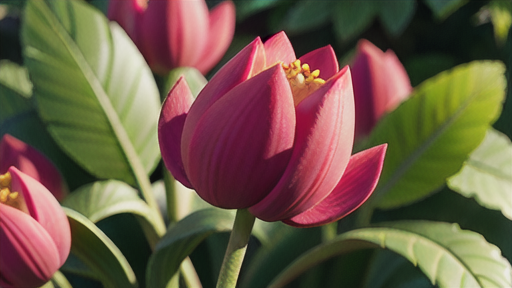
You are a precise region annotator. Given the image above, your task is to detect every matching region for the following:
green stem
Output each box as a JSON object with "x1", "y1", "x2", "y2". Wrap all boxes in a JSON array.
[
  {"x1": 163, "y1": 168, "x2": 178, "y2": 223},
  {"x1": 354, "y1": 200, "x2": 375, "y2": 228},
  {"x1": 321, "y1": 222, "x2": 338, "y2": 242},
  {"x1": 216, "y1": 209, "x2": 256, "y2": 288}
]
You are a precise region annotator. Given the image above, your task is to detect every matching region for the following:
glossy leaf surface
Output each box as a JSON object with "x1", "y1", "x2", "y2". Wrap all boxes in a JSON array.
[
  {"x1": 22, "y1": 0, "x2": 160, "y2": 185},
  {"x1": 368, "y1": 61, "x2": 506, "y2": 209},
  {"x1": 269, "y1": 221, "x2": 512, "y2": 288}
]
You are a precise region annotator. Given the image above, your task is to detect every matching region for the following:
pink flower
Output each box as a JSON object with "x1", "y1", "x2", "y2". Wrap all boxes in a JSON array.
[
  {"x1": 0, "y1": 134, "x2": 68, "y2": 201},
  {"x1": 0, "y1": 167, "x2": 71, "y2": 288},
  {"x1": 351, "y1": 39, "x2": 413, "y2": 138},
  {"x1": 108, "y1": 0, "x2": 236, "y2": 75},
  {"x1": 158, "y1": 32, "x2": 387, "y2": 227}
]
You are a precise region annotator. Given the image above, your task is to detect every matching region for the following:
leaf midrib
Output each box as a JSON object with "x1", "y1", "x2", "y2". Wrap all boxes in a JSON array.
[
  {"x1": 373, "y1": 66, "x2": 500, "y2": 204},
  {"x1": 32, "y1": 0, "x2": 148, "y2": 190}
]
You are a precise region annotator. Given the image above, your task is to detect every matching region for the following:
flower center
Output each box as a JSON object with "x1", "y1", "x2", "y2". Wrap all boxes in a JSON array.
[
  {"x1": 282, "y1": 60, "x2": 326, "y2": 105},
  {"x1": 0, "y1": 172, "x2": 22, "y2": 210}
]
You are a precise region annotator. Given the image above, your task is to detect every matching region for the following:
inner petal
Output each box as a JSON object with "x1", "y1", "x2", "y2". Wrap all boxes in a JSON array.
[{"x1": 282, "y1": 59, "x2": 326, "y2": 105}]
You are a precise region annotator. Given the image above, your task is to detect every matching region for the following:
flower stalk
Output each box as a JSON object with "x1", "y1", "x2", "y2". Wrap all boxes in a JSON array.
[{"x1": 216, "y1": 209, "x2": 256, "y2": 288}]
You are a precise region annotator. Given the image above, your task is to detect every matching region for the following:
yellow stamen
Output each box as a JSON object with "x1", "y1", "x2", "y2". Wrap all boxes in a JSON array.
[
  {"x1": 282, "y1": 60, "x2": 326, "y2": 105},
  {"x1": 0, "y1": 172, "x2": 23, "y2": 210}
]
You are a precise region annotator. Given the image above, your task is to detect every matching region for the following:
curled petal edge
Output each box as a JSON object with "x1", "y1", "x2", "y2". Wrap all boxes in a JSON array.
[
  {"x1": 283, "y1": 144, "x2": 387, "y2": 228},
  {"x1": 159, "y1": 77, "x2": 195, "y2": 189}
]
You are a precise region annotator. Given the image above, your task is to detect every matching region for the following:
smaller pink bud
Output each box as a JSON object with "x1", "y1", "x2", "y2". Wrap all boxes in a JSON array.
[
  {"x1": 351, "y1": 39, "x2": 413, "y2": 138},
  {"x1": 0, "y1": 167, "x2": 71, "y2": 288},
  {"x1": 0, "y1": 134, "x2": 68, "y2": 201}
]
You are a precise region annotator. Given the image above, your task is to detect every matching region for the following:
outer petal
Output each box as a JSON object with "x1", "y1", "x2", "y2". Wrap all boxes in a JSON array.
[
  {"x1": 158, "y1": 77, "x2": 194, "y2": 188},
  {"x1": 0, "y1": 204, "x2": 61, "y2": 288},
  {"x1": 107, "y1": 0, "x2": 145, "y2": 44},
  {"x1": 186, "y1": 65, "x2": 295, "y2": 208},
  {"x1": 181, "y1": 38, "x2": 266, "y2": 173},
  {"x1": 351, "y1": 39, "x2": 412, "y2": 137},
  {"x1": 9, "y1": 167, "x2": 71, "y2": 266},
  {"x1": 194, "y1": 1, "x2": 236, "y2": 74},
  {"x1": 141, "y1": 0, "x2": 209, "y2": 73},
  {"x1": 284, "y1": 144, "x2": 387, "y2": 227},
  {"x1": 263, "y1": 31, "x2": 296, "y2": 66},
  {"x1": 299, "y1": 45, "x2": 339, "y2": 80},
  {"x1": 378, "y1": 49, "x2": 413, "y2": 118},
  {"x1": 0, "y1": 134, "x2": 68, "y2": 201},
  {"x1": 250, "y1": 66, "x2": 355, "y2": 221}
]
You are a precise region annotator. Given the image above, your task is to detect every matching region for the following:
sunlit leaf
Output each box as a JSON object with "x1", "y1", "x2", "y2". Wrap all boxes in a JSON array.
[
  {"x1": 269, "y1": 221, "x2": 512, "y2": 288},
  {"x1": 63, "y1": 180, "x2": 166, "y2": 248},
  {"x1": 0, "y1": 60, "x2": 94, "y2": 190},
  {"x1": 22, "y1": 0, "x2": 160, "y2": 185},
  {"x1": 448, "y1": 128, "x2": 512, "y2": 220},
  {"x1": 63, "y1": 208, "x2": 138, "y2": 288},
  {"x1": 368, "y1": 61, "x2": 506, "y2": 209}
]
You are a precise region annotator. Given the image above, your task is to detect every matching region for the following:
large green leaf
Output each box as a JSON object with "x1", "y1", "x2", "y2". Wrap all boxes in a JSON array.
[
  {"x1": 0, "y1": 60, "x2": 94, "y2": 190},
  {"x1": 21, "y1": 0, "x2": 160, "y2": 186},
  {"x1": 63, "y1": 180, "x2": 166, "y2": 248},
  {"x1": 378, "y1": 0, "x2": 416, "y2": 36},
  {"x1": 332, "y1": 1, "x2": 376, "y2": 42},
  {"x1": 63, "y1": 208, "x2": 138, "y2": 288},
  {"x1": 448, "y1": 128, "x2": 512, "y2": 220},
  {"x1": 367, "y1": 61, "x2": 506, "y2": 209},
  {"x1": 146, "y1": 209, "x2": 236, "y2": 288},
  {"x1": 269, "y1": 221, "x2": 512, "y2": 288},
  {"x1": 278, "y1": 1, "x2": 331, "y2": 35}
]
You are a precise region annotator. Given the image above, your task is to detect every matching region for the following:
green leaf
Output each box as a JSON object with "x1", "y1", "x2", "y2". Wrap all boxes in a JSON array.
[
  {"x1": 378, "y1": 0, "x2": 416, "y2": 36},
  {"x1": 278, "y1": 1, "x2": 331, "y2": 35},
  {"x1": 269, "y1": 221, "x2": 512, "y2": 288},
  {"x1": 0, "y1": 60, "x2": 94, "y2": 190},
  {"x1": 63, "y1": 207, "x2": 138, "y2": 288},
  {"x1": 21, "y1": 0, "x2": 160, "y2": 186},
  {"x1": 63, "y1": 180, "x2": 166, "y2": 248},
  {"x1": 146, "y1": 209, "x2": 236, "y2": 288},
  {"x1": 363, "y1": 250, "x2": 432, "y2": 288},
  {"x1": 488, "y1": 0, "x2": 512, "y2": 46},
  {"x1": 332, "y1": 1, "x2": 376, "y2": 42},
  {"x1": 368, "y1": 61, "x2": 506, "y2": 209},
  {"x1": 448, "y1": 128, "x2": 512, "y2": 220},
  {"x1": 424, "y1": 0, "x2": 469, "y2": 20}
]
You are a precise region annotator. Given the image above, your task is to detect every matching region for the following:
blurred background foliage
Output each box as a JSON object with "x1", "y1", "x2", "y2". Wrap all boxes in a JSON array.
[{"x1": 0, "y1": 1, "x2": 510, "y2": 287}]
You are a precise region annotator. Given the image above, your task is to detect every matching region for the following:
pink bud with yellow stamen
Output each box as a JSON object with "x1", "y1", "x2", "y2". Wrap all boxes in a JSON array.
[
  {"x1": 158, "y1": 32, "x2": 387, "y2": 227},
  {"x1": 0, "y1": 167, "x2": 71, "y2": 288},
  {"x1": 108, "y1": 0, "x2": 236, "y2": 75},
  {"x1": 350, "y1": 39, "x2": 413, "y2": 138},
  {"x1": 0, "y1": 134, "x2": 68, "y2": 201}
]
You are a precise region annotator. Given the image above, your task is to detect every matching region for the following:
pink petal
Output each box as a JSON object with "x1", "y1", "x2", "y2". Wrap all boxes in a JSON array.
[
  {"x1": 181, "y1": 38, "x2": 266, "y2": 173},
  {"x1": 0, "y1": 134, "x2": 68, "y2": 201},
  {"x1": 263, "y1": 31, "x2": 296, "y2": 66},
  {"x1": 158, "y1": 77, "x2": 195, "y2": 188},
  {"x1": 284, "y1": 144, "x2": 387, "y2": 227},
  {"x1": 107, "y1": 0, "x2": 146, "y2": 44},
  {"x1": 351, "y1": 39, "x2": 412, "y2": 137},
  {"x1": 186, "y1": 65, "x2": 295, "y2": 208},
  {"x1": 249, "y1": 66, "x2": 355, "y2": 221},
  {"x1": 0, "y1": 204, "x2": 60, "y2": 288},
  {"x1": 141, "y1": 0, "x2": 209, "y2": 74},
  {"x1": 299, "y1": 45, "x2": 339, "y2": 80},
  {"x1": 9, "y1": 167, "x2": 71, "y2": 266},
  {"x1": 377, "y1": 49, "x2": 412, "y2": 118},
  {"x1": 194, "y1": 1, "x2": 236, "y2": 74}
]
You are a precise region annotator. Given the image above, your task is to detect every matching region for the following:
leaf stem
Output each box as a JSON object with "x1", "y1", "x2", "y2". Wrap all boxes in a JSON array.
[{"x1": 216, "y1": 209, "x2": 256, "y2": 288}]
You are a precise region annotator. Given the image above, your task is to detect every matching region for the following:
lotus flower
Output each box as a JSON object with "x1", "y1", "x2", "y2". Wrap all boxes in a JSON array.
[
  {"x1": 0, "y1": 167, "x2": 71, "y2": 288},
  {"x1": 108, "y1": 0, "x2": 235, "y2": 75},
  {"x1": 0, "y1": 134, "x2": 67, "y2": 201},
  {"x1": 159, "y1": 32, "x2": 387, "y2": 227},
  {"x1": 351, "y1": 39, "x2": 413, "y2": 138}
]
